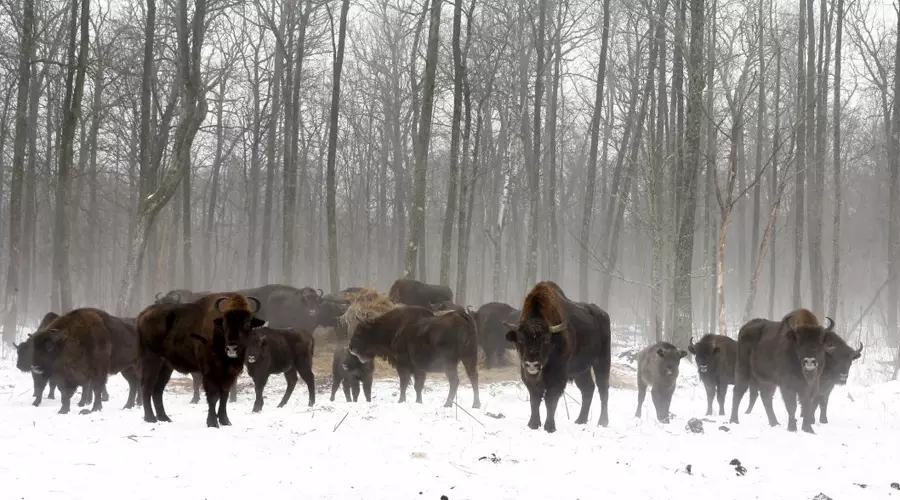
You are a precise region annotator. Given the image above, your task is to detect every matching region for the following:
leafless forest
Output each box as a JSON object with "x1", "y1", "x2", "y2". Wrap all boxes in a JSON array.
[{"x1": 0, "y1": 0, "x2": 898, "y2": 374}]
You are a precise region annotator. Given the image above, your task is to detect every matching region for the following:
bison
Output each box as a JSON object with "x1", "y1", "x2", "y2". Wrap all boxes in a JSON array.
[
  {"x1": 30, "y1": 308, "x2": 140, "y2": 414},
  {"x1": 244, "y1": 326, "x2": 316, "y2": 412},
  {"x1": 688, "y1": 334, "x2": 737, "y2": 416},
  {"x1": 155, "y1": 289, "x2": 211, "y2": 304},
  {"x1": 15, "y1": 312, "x2": 61, "y2": 406},
  {"x1": 504, "y1": 281, "x2": 611, "y2": 432},
  {"x1": 137, "y1": 293, "x2": 264, "y2": 427},
  {"x1": 635, "y1": 341, "x2": 687, "y2": 423},
  {"x1": 730, "y1": 309, "x2": 836, "y2": 434},
  {"x1": 473, "y1": 302, "x2": 520, "y2": 369},
  {"x1": 388, "y1": 278, "x2": 453, "y2": 309},
  {"x1": 331, "y1": 346, "x2": 374, "y2": 402},
  {"x1": 348, "y1": 305, "x2": 481, "y2": 408}
]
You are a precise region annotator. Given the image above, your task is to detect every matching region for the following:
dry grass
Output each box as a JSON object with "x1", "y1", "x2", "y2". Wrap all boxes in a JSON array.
[{"x1": 338, "y1": 287, "x2": 396, "y2": 338}]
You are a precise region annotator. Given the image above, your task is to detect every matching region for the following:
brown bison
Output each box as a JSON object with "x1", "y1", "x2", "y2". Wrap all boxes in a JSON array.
[
  {"x1": 348, "y1": 305, "x2": 480, "y2": 408},
  {"x1": 331, "y1": 346, "x2": 374, "y2": 402},
  {"x1": 473, "y1": 302, "x2": 520, "y2": 369},
  {"x1": 730, "y1": 309, "x2": 836, "y2": 434},
  {"x1": 635, "y1": 341, "x2": 687, "y2": 423},
  {"x1": 388, "y1": 278, "x2": 453, "y2": 308},
  {"x1": 30, "y1": 308, "x2": 140, "y2": 414},
  {"x1": 244, "y1": 326, "x2": 316, "y2": 412},
  {"x1": 688, "y1": 334, "x2": 737, "y2": 416},
  {"x1": 155, "y1": 289, "x2": 211, "y2": 304},
  {"x1": 16, "y1": 312, "x2": 61, "y2": 406},
  {"x1": 504, "y1": 281, "x2": 611, "y2": 432},
  {"x1": 137, "y1": 293, "x2": 264, "y2": 427}
]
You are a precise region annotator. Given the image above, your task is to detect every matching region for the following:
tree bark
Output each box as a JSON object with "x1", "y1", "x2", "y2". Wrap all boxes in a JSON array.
[
  {"x1": 439, "y1": 0, "x2": 464, "y2": 287},
  {"x1": 793, "y1": 0, "x2": 808, "y2": 309},
  {"x1": 828, "y1": 0, "x2": 844, "y2": 320},
  {"x1": 325, "y1": 0, "x2": 350, "y2": 293},
  {"x1": 524, "y1": 0, "x2": 546, "y2": 289}
]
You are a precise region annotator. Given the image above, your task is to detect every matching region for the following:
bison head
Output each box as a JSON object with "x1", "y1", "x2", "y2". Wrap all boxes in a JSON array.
[
  {"x1": 245, "y1": 331, "x2": 267, "y2": 365},
  {"x1": 213, "y1": 296, "x2": 265, "y2": 359},
  {"x1": 348, "y1": 313, "x2": 379, "y2": 363},
  {"x1": 822, "y1": 331, "x2": 863, "y2": 385},
  {"x1": 656, "y1": 346, "x2": 688, "y2": 378},
  {"x1": 14, "y1": 335, "x2": 34, "y2": 372},
  {"x1": 30, "y1": 329, "x2": 66, "y2": 376},
  {"x1": 687, "y1": 337, "x2": 719, "y2": 375},
  {"x1": 785, "y1": 323, "x2": 831, "y2": 381},
  {"x1": 503, "y1": 318, "x2": 566, "y2": 377}
]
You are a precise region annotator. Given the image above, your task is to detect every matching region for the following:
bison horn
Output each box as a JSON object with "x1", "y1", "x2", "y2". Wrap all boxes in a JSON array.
[
  {"x1": 466, "y1": 305, "x2": 475, "y2": 315},
  {"x1": 856, "y1": 342, "x2": 864, "y2": 354},
  {"x1": 689, "y1": 337, "x2": 694, "y2": 347},
  {"x1": 824, "y1": 316, "x2": 835, "y2": 330},
  {"x1": 548, "y1": 323, "x2": 565, "y2": 334},
  {"x1": 248, "y1": 296, "x2": 262, "y2": 313},
  {"x1": 502, "y1": 321, "x2": 517, "y2": 331},
  {"x1": 155, "y1": 292, "x2": 162, "y2": 300},
  {"x1": 214, "y1": 297, "x2": 228, "y2": 312},
  {"x1": 317, "y1": 288, "x2": 324, "y2": 298}
]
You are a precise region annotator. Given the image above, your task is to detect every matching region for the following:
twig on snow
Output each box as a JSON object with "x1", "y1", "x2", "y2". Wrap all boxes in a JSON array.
[
  {"x1": 333, "y1": 412, "x2": 349, "y2": 432},
  {"x1": 453, "y1": 401, "x2": 485, "y2": 427}
]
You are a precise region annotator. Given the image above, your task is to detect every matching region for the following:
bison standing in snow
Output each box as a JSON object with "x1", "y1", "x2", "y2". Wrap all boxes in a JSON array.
[
  {"x1": 688, "y1": 334, "x2": 737, "y2": 416},
  {"x1": 331, "y1": 346, "x2": 374, "y2": 402},
  {"x1": 473, "y1": 302, "x2": 520, "y2": 369},
  {"x1": 635, "y1": 341, "x2": 687, "y2": 423},
  {"x1": 244, "y1": 326, "x2": 316, "y2": 412}
]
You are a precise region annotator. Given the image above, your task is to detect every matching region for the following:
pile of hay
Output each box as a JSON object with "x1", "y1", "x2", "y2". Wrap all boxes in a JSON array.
[{"x1": 338, "y1": 287, "x2": 396, "y2": 338}]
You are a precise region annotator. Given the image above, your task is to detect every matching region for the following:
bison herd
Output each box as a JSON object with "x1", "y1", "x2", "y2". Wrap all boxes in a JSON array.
[{"x1": 10, "y1": 278, "x2": 863, "y2": 436}]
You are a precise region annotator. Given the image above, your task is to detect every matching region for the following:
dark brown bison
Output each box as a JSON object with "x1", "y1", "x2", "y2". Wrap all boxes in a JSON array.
[
  {"x1": 155, "y1": 289, "x2": 211, "y2": 304},
  {"x1": 15, "y1": 312, "x2": 61, "y2": 406},
  {"x1": 236, "y1": 284, "x2": 322, "y2": 330},
  {"x1": 137, "y1": 293, "x2": 264, "y2": 427},
  {"x1": 30, "y1": 308, "x2": 140, "y2": 414},
  {"x1": 244, "y1": 326, "x2": 316, "y2": 412},
  {"x1": 635, "y1": 341, "x2": 687, "y2": 423},
  {"x1": 504, "y1": 281, "x2": 611, "y2": 432},
  {"x1": 473, "y1": 302, "x2": 520, "y2": 369},
  {"x1": 688, "y1": 334, "x2": 737, "y2": 416},
  {"x1": 730, "y1": 309, "x2": 836, "y2": 434},
  {"x1": 331, "y1": 346, "x2": 374, "y2": 402},
  {"x1": 348, "y1": 305, "x2": 481, "y2": 408},
  {"x1": 388, "y1": 278, "x2": 453, "y2": 308}
]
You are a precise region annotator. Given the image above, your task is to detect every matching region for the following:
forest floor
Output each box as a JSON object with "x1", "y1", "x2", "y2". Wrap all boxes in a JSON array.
[{"x1": 0, "y1": 336, "x2": 898, "y2": 500}]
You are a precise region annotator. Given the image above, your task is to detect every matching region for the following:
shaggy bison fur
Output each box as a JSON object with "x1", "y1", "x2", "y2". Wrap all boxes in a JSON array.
[
  {"x1": 137, "y1": 293, "x2": 264, "y2": 427},
  {"x1": 16, "y1": 312, "x2": 61, "y2": 406},
  {"x1": 30, "y1": 308, "x2": 140, "y2": 414},
  {"x1": 730, "y1": 309, "x2": 836, "y2": 434},
  {"x1": 244, "y1": 326, "x2": 316, "y2": 412},
  {"x1": 331, "y1": 346, "x2": 374, "y2": 402},
  {"x1": 473, "y1": 302, "x2": 520, "y2": 369},
  {"x1": 349, "y1": 305, "x2": 481, "y2": 408},
  {"x1": 504, "y1": 281, "x2": 611, "y2": 432},
  {"x1": 688, "y1": 334, "x2": 737, "y2": 416},
  {"x1": 388, "y1": 278, "x2": 453, "y2": 308},
  {"x1": 635, "y1": 341, "x2": 687, "y2": 423}
]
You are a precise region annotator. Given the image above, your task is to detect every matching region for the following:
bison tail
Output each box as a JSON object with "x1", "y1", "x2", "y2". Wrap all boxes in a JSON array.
[{"x1": 459, "y1": 310, "x2": 479, "y2": 355}]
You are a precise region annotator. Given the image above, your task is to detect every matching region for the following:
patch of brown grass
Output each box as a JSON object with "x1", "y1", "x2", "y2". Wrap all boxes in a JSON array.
[{"x1": 338, "y1": 287, "x2": 396, "y2": 338}]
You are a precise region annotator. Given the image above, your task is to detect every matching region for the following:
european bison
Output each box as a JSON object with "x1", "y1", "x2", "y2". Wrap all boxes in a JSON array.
[
  {"x1": 155, "y1": 289, "x2": 210, "y2": 304},
  {"x1": 137, "y1": 293, "x2": 264, "y2": 427},
  {"x1": 814, "y1": 332, "x2": 863, "y2": 423},
  {"x1": 30, "y1": 308, "x2": 140, "y2": 414},
  {"x1": 688, "y1": 334, "x2": 737, "y2": 416},
  {"x1": 635, "y1": 341, "x2": 687, "y2": 423},
  {"x1": 473, "y1": 302, "x2": 520, "y2": 369},
  {"x1": 244, "y1": 326, "x2": 316, "y2": 412},
  {"x1": 236, "y1": 284, "x2": 322, "y2": 330},
  {"x1": 388, "y1": 278, "x2": 453, "y2": 308},
  {"x1": 331, "y1": 346, "x2": 374, "y2": 402},
  {"x1": 15, "y1": 312, "x2": 61, "y2": 406},
  {"x1": 504, "y1": 281, "x2": 611, "y2": 432},
  {"x1": 730, "y1": 309, "x2": 836, "y2": 434},
  {"x1": 349, "y1": 305, "x2": 481, "y2": 408}
]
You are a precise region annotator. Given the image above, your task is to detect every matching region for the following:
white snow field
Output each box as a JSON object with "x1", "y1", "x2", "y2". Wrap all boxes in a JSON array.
[{"x1": 0, "y1": 353, "x2": 898, "y2": 500}]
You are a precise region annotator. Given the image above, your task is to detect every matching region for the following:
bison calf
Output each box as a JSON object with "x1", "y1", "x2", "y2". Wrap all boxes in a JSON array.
[
  {"x1": 244, "y1": 327, "x2": 316, "y2": 412},
  {"x1": 635, "y1": 342, "x2": 687, "y2": 423},
  {"x1": 473, "y1": 302, "x2": 520, "y2": 369},
  {"x1": 688, "y1": 334, "x2": 737, "y2": 416},
  {"x1": 331, "y1": 346, "x2": 374, "y2": 402}
]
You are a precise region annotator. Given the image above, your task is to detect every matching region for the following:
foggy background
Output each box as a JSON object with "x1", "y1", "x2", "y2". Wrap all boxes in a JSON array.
[{"x1": 0, "y1": 0, "x2": 897, "y2": 375}]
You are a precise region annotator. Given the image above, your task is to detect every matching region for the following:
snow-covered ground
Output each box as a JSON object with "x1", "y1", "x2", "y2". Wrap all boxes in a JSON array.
[{"x1": 0, "y1": 353, "x2": 898, "y2": 500}]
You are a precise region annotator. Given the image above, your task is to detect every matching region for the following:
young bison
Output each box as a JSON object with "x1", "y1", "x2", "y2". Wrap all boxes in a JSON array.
[
  {"x1": 635, "y1": 342, "x2": 687, "y2": 423},
  {"x1": 331, "y1": 346, "x2": 374, "y2": 402},
  {"x1": 688, "y1": 334, "x2": 737, "y2": 416},
  {"x1": 244, "y1": 327, "x2": 316, "y2": 412},
  {"x1": 138, "y1": 293, "x2": 264, "y2": 427},
  {"x1": 731, "y1": 309, "x2": 835, "y2": 434}
]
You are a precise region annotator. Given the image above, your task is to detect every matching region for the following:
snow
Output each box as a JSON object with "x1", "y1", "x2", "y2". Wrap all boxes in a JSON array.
[{"x1": 0, "y1": 354, "x2": 898, "y2": 500}]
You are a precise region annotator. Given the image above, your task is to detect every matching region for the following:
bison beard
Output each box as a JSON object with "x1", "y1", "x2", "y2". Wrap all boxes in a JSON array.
[
  {"x1": 137, "y1": 293, "x2": 264, "y2": 428},
  {"x1": 504, "y1": 281, "x2": 611, "y2": 433},
  {"x1": 244, "y1": 327, "x2": 316, "y2": 412},
  {"x1": 730, "y1": 309, "x2": 835, "y2": 434}
]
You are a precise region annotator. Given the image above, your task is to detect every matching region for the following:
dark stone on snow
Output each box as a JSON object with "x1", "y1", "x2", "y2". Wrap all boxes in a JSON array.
[{"x1": 686, "y1": 418, "x2": 704, "y2": 433}]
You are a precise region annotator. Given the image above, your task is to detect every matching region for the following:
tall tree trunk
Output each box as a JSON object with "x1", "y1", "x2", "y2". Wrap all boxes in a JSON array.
[
  {"x1": 888, "y1": 0, "x2": 900, "y2": 368},
  {"x1": 807, "y1": 0, "x2": 824, "y2": 315},
  {"x1": 793, "y1": 0, "x2": 808, "y2": 309},
  {"x1": 524, "y1": 0, "x2": 546, "y2": 289},
  {"x1": 325, "y1": 0, "x2": 349, "y2": 293},
  {"x1": 246, "y1": 34, "x2": 263, "y2": 285},
  {"x1": 749, "y1": 0, "x2": 766, "y2": 319},
  {"x1": 203, "y1": 77, "x2": 226, "y2": 288},
  {"x1": 1, "y1": 0, "x2": 34, "y2": 342},
  {"x1": 769, "y1": 12, "x2": 782, "y2": 320},
  {"x1": 828, "y1": 0, "x2": 844, "y2": 320},
  {"x1": 673, "y1": 0, "x2": 707, "y2": 348},
  {"x1": 579, "y1": 0, "x2": 611, "y2": 301},
  {"x1": 455, "y1": 0, "x2": 477, "y2": 305},
  {"x1": 546, "y1": 1, "x2": 562, "y2": 282},
  {"x1": 439, "y1": 0, "x2": 464, "y2": 287},
  {"x1": 261, "y1": 14, "x2": 284, "y2": 284},
  {"x1": 403, "y1": 0, "x2": 442, "y2": 280}
]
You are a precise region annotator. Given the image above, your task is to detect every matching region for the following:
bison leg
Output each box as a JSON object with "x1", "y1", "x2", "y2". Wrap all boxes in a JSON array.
[
  {"x1": 278, "y1": 370, "x2": 298, "y2": 408},
  {"x1": 703, "y1": 381, "x2": 715, "y2": 416},
  {"x1": 122, "y1": 366, "x2": 140, "y2": 410},
  {"x1": 780, "y1": 386, "x2": 799, "y2": 432},
  {"x1": 591, "y1": 361, "x2": 610, "y2": 427},
  {"x1": 140, "y1": 352, "x2": 166, "y2": 423},
  {"x1": 350, "y1": 378, "x2": 360, "y2": 402},
  {"x1": 341, "y1": 379, "x2": 352, "y2": 402},
  {"x1": 58, "y1": 383, "x2": 77, "y2": 415},
  {"x1": 730, "y1": 379, "x2": 750, "y2": 425},
  {"x1": 77, "y1": 381, "x2": 93, "y2": 407},
  {"x1": 526, "y1": 384, "x2": 543, "y2": 430},
  {"x1": 462, "y1": 356, "x2": 480, "y2": 409},
  {"x1": 543, "y1": 384, "x2": 565, "y2": 433},
  {"x1": 745, "y1": 386, "x2": 759, "y2": 414},
  {"x1": 716, "y1": 380, "x2": 728, "y2": 416},
  {"x1": 635, "y1": 376, "x2": 647, "y2": 419},
  {"x1": 361, "y1": 372, "x2": 373, "y2": 403},
  {"x1": 47, "y1": 379, "x2": 56, "y2": 400},
  {"x1": 330, "y1": 370, "x2": 343, "y2": 402},
  {"x1": 651, "y1": 387, "x2": 672, "y2": 423},
  {"x1": 190, "y1": 372, "x2": 202, "y2": 404},
  {"x1": 397, "y1": 367, "x2": 411, "y2": 403},
  {"x1": 297, "y1": 366, "x2": 315, "y2": 407},
  {"x1": 32, "y1": 373, "x2": 47, "y2": 407},
  {"x1": 572, "y1": 371, "x2": 595, "y2": 425},
  {"x1": 203, "y1": 378, "x2": 222, "y2": 428},
  {"x1": 413, "y1": 370, "x2": 428, "y2": 405},
  {"x1": 229, "y1": 386, "x2": 237, "y2": 403},
  {"x1": 759, "y1": 383, "x2": 779, "y2": 427},
  {"x1": 442, "y1": 367, "x2": 459, "y2": 408},
  {"x1": 152, "y1": 365, "x2": 174, "y2": 423},
  {"x1": 216, "y1": 385, "x2": 232, "y2": 427},
  {"x1": 252, "y1": 374, "x2": 268, "y2": 413},
  {"x1": 817, "y1": 383, "x2": 834, "y2": 424},
  {"x1": 81, "y1": 374, "x2": 107, "y2": 415},
  {"x1": 101, "y1": 386, "x2": 109, "y2": 402}
]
